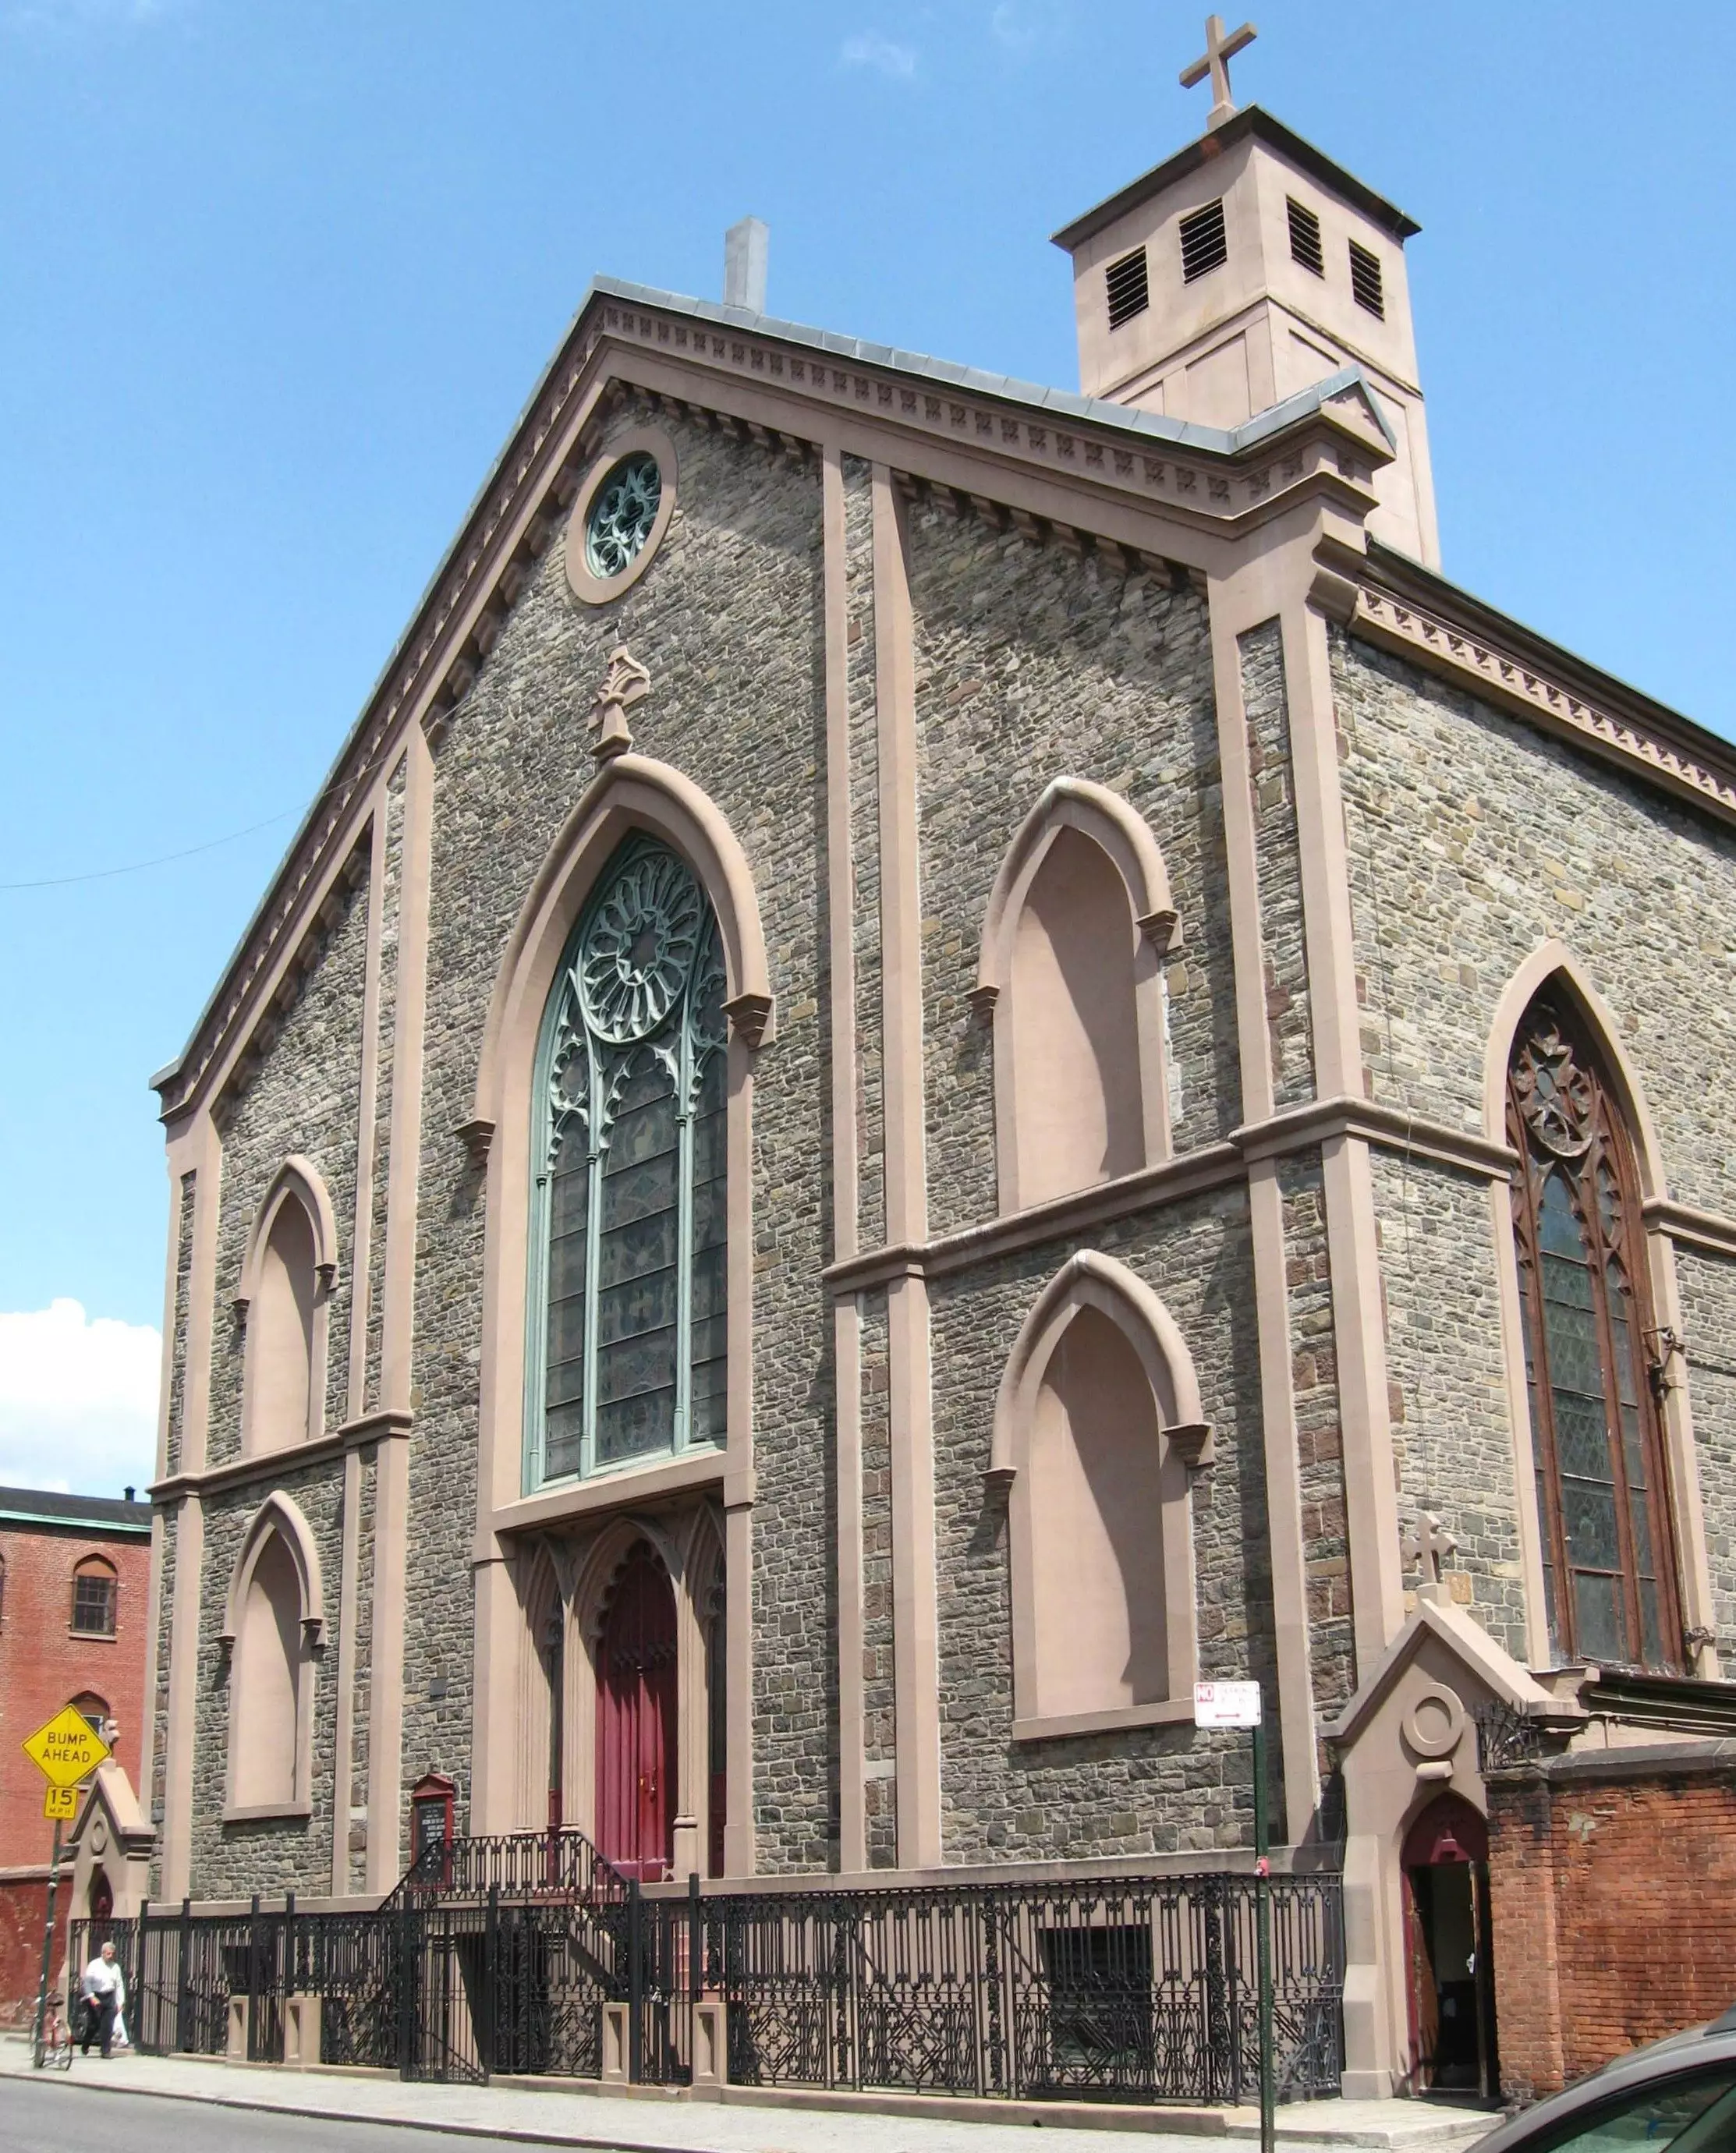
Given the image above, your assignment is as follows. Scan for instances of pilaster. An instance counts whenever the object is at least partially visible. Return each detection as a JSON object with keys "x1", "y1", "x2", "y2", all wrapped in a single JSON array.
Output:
[
  {"x1": 872, "y1": 464, "x2": 941, "y2": 1869},
  {"x1": 366, "y1": 729, "x2": 432, "y2": 1891},
  {"x1": 331, "y1": 799, "x2": 388, "y2": 1892},
  {"x1": 824, "y1": 445, "x2": 868, "y2": 1874},
  {"x1": 1206, "y1": 565, "x2": 1320, "y2": 1839},
  {"x1": 1278, "y1": 596, "x2": 1404, "y2": 1670}
]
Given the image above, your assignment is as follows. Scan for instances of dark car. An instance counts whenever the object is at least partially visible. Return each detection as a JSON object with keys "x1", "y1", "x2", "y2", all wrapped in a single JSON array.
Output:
[{"x1": 1471, "y1": 2013, "x2": 1736, "y2": 2153}]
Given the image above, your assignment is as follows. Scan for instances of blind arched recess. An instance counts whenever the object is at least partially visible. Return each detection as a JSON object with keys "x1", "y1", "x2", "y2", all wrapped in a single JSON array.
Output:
[
  {"x1": 1507, "y1": 994, "x2": 1681, "y2": 1670},
  {"x1": 526, "y1": 837, "x2": 728, "y2": 1488}
]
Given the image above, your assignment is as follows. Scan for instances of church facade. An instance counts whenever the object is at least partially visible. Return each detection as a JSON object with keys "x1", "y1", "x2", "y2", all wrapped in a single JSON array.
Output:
[{"x1": 141, "y1": 85, "x2": 1736, "y2": 2100}]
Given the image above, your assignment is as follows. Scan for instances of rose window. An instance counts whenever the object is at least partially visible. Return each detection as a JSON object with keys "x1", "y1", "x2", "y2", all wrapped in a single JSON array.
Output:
[
  {"x1": 584, "y1": 453, "x2": 662, "y2": 579},
  {"x1": 579, "y1": 848, "x2": 703, "y2": 1043}
]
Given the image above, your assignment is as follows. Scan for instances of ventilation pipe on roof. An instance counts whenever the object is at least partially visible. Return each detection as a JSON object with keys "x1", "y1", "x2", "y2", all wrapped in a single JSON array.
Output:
[{"x1": 724, "y1": 217, "x2": 768, "y2": 313}]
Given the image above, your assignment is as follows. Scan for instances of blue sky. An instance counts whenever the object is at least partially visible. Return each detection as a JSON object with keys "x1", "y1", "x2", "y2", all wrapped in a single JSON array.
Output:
[{"x1": 2, "y1": 0, "x2": 1732, "y2": 1493}]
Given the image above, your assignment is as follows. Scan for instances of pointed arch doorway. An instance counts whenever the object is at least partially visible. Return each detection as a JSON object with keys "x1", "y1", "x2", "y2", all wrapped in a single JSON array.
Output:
[
  {"x1": 1402, "y1": 1793, "x2": 1498, "y2": 2100},
  {"x1": 595, "y1": 1540, "x2": 678, "y2": 1881}
]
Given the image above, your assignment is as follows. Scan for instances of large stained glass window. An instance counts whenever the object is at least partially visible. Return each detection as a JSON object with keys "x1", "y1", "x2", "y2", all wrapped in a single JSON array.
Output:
[
  {"x1": 1507, "y1": 994, "x2": 1680, "y2": 1670},
  {"x1": 528, "y1": 837, "x2": 728, "y2": 1485}
]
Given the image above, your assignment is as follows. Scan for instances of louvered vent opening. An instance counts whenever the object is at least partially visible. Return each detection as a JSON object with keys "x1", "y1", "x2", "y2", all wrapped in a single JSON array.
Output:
[
  {"x1": 1179, "y1": 198, "x2": 1228, "y2": 283},
  {"x1": 1287, "y1": 197, "x2": 1323, "y2": 277},
  {"x1": 1349, "y1": 240, "x2": 1385, "y2": 318},
  {"x1": 1105, "y1": 246, "x2": 1150, "y2": 330}
]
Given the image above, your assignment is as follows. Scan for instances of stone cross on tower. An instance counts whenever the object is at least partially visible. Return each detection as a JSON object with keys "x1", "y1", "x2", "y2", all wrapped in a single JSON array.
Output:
[
  {"x1": 1180, "y1": 14, "x2": 1258, "y2": 131},
  {"x1": 1403, "y1": 1509, "x2": 1459, "y2": 1602}
]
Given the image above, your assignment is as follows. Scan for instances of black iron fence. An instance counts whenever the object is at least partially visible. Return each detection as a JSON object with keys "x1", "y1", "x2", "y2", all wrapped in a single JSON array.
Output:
[{"x1": 71, "y1": 1854, "x2": 1343, "y2": 2105}]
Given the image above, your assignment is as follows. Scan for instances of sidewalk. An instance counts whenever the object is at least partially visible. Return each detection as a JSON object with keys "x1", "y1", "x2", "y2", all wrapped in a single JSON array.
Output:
[{"x1": 0, "y1": 2039, "x2": 1497, "y2": 2153}]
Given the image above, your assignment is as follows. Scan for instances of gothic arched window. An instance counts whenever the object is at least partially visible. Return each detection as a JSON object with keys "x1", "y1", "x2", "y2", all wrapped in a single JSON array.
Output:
[
  {"x1": 527, "y1": 837, "x2": 728, "y2": 1487},
  {"x1": 1507, "y1": 994, "x2": 1681, "y2": 1670}
]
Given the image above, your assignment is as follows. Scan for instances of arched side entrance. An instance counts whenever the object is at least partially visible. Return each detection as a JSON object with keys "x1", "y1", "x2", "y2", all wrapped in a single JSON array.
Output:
[
  {"x1": 1402, "y1": 1792, "x2": 1497, "y2": 2100},
  {"x1": 595, "y1": 1539, "x2": 678, "y2": 1880}
]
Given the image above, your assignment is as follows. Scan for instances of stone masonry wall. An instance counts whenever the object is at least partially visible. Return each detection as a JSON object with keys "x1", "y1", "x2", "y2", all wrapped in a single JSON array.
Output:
[
  {"x1": 905, "y1": 509, "x2": 1235, "y2": 1241},
  {"x1": 147, "y1": 1510, "x2": 173, "y2": 1886},
  {"x1": 363, "y1": 764, "x2": 404, "y2": 1416},
  {"x1": 1278, "y1": 1156, "x2": 1355, "y2": 1716},
  {"x1": 1240, "y1": 621, "x2": 1315, "y2": 1110},
  {"x1": 205, "y1": 860, "x2": 370, "y2": 1468},
  {"x1": 1337, "y1": 627, "x2": 1736, "y2": 1643},
  {"x1": 346, "y1": 1447, "x2": 377, "y2": 1891},
  {"x1": 1373, "y1": 1149, "x2": 1529, "y2": 1660},
  {"x1": 165, "y1": 1172, "x2": 195, "y2": 1478},
  {"x1": 845, "y1": 458, "x2": 885, "y2": 1254},
  {"x1": 1673, "y1": 1251, "x2": 1736, "y2": 1652},
  {"x1": 857, "y1": 1287, "x2": 895, "y2": 1867},
  {"x1": 1337, "y1": 632, "x2": 1736, "y2": 1217},
  {"x1": 409, "y1": 399, "x2": 834, "y2": 1871},
  {"x1": 190, "y1": 1457, "x2": 345, "y2": 1897},
  {"x1": 930, "y1": 1185, "x2": 1275, "y2": 1861},
  {"x1": 150, "y1": 1172, "x2": 195, "y2": 1875}
]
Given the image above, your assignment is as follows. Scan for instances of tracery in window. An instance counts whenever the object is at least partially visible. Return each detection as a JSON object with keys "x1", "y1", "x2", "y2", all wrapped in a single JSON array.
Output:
[
  {"x1": 528, "y1": 837, "x2": 728, "y2": 1486},
  {"x1": 1507, "y1": 994, "x2": 1680, "y2": 1670}
]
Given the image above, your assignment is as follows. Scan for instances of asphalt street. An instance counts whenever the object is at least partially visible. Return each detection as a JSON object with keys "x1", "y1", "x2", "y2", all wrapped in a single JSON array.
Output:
[{"x1": 0, "y1": 2075, "x2": 587, "y2": 2153}]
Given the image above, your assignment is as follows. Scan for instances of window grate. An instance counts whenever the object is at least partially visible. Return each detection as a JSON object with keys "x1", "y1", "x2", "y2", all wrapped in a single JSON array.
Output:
[
  {"x1": 1178, "y1": 198, "x2": 1228, "y2": 283},
  {"x1": 1287, "y1": 197, "x2": 1323, "y2": 277},
  {"x1": 1348, "y1": 240, "x2": 1385, "y2": 318},
  {"x1": 1105, "y1": 246, "x2": 1150, "y2": 330}
]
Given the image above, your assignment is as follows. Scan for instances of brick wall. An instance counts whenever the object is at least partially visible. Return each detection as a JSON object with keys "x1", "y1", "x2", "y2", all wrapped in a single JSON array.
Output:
[
  {"x1": 1487, "y1": 1746, "x2": 1736, "y2": 2100},
  {"x1": 0, "y1": 1869, "x2": 70, "y2": 2027},
  {"x1": 0, "y1": 1519, "x2": 150, "y2": 1865}
]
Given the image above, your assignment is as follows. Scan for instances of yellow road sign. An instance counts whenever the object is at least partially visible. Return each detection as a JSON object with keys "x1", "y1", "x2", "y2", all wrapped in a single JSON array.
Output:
[
  {"x1": 43, "y1": 1785, "x2": 76, "y2": 1821},
  {"x1": 22, "y1": 1705, "x2": 110, "y2": 1790}
]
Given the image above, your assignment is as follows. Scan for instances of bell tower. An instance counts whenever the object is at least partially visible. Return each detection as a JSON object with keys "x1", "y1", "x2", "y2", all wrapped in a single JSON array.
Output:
[{"x1": 1052, "y1": 18, "x2": 1439, "y2": 566}]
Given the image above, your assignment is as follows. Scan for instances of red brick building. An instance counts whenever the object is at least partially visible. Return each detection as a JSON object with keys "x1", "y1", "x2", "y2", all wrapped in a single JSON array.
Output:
[{"x1": 0, "y1": 1485, "x2": 151, "y2": 2021}]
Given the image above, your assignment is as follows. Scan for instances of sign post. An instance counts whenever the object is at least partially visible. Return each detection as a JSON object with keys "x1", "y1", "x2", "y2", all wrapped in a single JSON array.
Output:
[
  {"x1": 21, "y1": 1705, "x2": 112, "y2": 2069},
  {"x1": 1195, "y1": 1681, "x2": 1274, "y2": 2153}
]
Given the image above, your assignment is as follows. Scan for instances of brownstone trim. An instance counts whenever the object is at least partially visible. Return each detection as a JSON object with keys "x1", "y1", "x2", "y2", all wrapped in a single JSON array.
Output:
[
  {"x1": 148, "y1": 1408, "x2": 411, "y2": 1502},
  {"x1": 821, "y1": 1095, "x2": 1527, "y2": 1298}
]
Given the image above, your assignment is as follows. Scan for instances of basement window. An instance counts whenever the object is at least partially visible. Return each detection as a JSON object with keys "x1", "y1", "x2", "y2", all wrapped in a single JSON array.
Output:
[
  {"x1": 1349, "y1": 240, "x2": 1386, "y2": 318},
  {"x1": 1105, "y1": 246, "x2": 1150, "y2": 331},
  {"x1": 1178, "y1": 199, "x2": 1228, "y2": 283},
  {"x1": 1287, "y1": 197, "x2": 1324, "y2": 277}
]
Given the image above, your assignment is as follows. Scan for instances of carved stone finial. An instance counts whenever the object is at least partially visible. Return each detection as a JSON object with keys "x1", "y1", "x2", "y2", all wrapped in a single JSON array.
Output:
[
  {"x1": 1179, "y1": 13, "x2": 1256, "y2": 131},
  {"x1": 590, "y1": 644, "x2": 651, "y2": 761},
  {"x1": 1403, "y1": 1508, "x2": 1458, "y2": 1600}
]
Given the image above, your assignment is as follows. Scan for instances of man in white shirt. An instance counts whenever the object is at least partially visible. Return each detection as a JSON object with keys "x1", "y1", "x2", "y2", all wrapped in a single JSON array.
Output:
[{"x1": 78, "y1": 1940, "x2": 121, "y2": 2057}]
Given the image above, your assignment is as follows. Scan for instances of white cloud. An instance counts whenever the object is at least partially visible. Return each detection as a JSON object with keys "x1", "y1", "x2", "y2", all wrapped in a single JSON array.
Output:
[
  {"x1": 989, "y1": 1, "x2": 1065, "y2": 56},
  {"x1": 990, "y1": 2, "x2": 1037, "y2": 52},
  {"x1": 841, "y1": 30, "x2": 917, "y2": 78},
  {"x1": 0, "y1": 1301, "x2": 160, "y2": 1498}
]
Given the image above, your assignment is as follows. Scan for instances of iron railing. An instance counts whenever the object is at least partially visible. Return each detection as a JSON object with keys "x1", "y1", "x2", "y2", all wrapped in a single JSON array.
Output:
[{"x1": 83, "y1": 1843, "x2": 1343, "y2": 2104}]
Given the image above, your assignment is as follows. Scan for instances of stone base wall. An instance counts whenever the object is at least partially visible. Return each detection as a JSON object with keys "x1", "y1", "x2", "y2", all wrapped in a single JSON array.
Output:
[{"x1": 1487, "y1": 1745, "x2": 1736, "y2": 2100}]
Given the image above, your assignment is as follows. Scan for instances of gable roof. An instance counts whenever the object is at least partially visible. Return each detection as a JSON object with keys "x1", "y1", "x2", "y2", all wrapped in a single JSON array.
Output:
[
  {"x1": 0, "y1": 1486, "x2": 151, "y2": 1535},
  {"x1": 150, "y1": 273, "x2": 1736, "y2": 1121},
  {"x1": 1323, "y1": 1592, "x2": 1570, "y2": 1750}
]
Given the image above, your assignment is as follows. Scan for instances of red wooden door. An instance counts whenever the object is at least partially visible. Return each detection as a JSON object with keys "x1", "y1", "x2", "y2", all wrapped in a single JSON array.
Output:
[{"x1": 595, "y1": 1541, "x2": 678, "y2": 1881}]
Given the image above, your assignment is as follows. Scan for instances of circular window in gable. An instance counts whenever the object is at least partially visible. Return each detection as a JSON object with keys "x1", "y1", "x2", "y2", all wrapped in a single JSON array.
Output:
[
  {"x1": 586, "y1": 453, "x2": 661, "y2": 577},
  {"x1": 564, "y1": 426, "x2": 678, "y2": 606}
]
